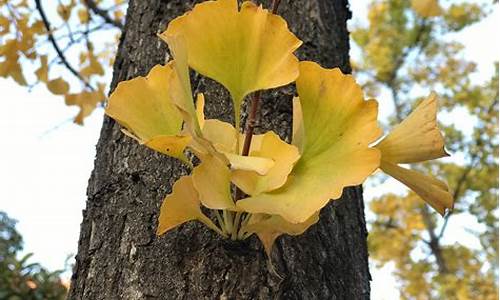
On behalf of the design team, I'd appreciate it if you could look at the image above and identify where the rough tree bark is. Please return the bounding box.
[69,0,371,299]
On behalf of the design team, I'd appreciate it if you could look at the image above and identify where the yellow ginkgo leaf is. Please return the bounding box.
[197,119,275,175]
[144,135,192,160]
[65,87,105,125]
[376,92,449,163]
[191,118,276,210]
[232,131,300,195]
[163,39,233,166]
[105,63,190,161]
[200,119,238,153]
[35,55,48,83]
[30,20,46,35]
[0,39,17,57]
[192,153,237,210]
[374,92,453,215]
[191,121,234,211]
[161,0,301,127]
[411,0,442,17]
[0,16,9,35]
[157,176,223,236]
[163,34,201,136]
[237,61,382,223]
[380,161,453,215]
[80,52,104,78]
[224,152,274,175]
[0,41,27,85]
[47,77,70,95]
[77,8,89,23]
[114,10,124,21]
[0,55,27,86]
[162,37,233,163]
[243,212,319,256]
[57,3,73,21]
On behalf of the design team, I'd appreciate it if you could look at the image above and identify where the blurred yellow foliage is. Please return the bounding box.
[353,0,498,298]
[0,0,124,123]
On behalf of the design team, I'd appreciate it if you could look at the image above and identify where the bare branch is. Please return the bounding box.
[34,0,95,91]
[421,206,448,274]
[84,0,123,30]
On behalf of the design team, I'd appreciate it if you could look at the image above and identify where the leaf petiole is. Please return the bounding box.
[223,210,234,234]
[214,210,227,234]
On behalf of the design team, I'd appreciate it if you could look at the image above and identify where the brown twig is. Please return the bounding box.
[35,23,107,49]
[34,0,95,91]
[234,91,262,202]
[83,0,123,29]
[241,91,261,156]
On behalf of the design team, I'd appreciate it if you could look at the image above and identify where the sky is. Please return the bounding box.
[0,83,103,271]
[0,1,498,299]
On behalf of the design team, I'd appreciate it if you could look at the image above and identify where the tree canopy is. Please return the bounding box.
[351,0,498,298]
[0,211,68,299]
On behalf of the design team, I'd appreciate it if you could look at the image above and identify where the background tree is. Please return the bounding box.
[0,211,68,300]
[351,0,498,298]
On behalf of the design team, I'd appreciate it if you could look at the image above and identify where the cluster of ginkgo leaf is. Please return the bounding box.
[105,0,453,255]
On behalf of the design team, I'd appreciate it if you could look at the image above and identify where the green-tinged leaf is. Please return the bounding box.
[237,61,382,223]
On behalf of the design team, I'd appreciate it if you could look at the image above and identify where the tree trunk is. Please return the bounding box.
[68,0,371,299]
